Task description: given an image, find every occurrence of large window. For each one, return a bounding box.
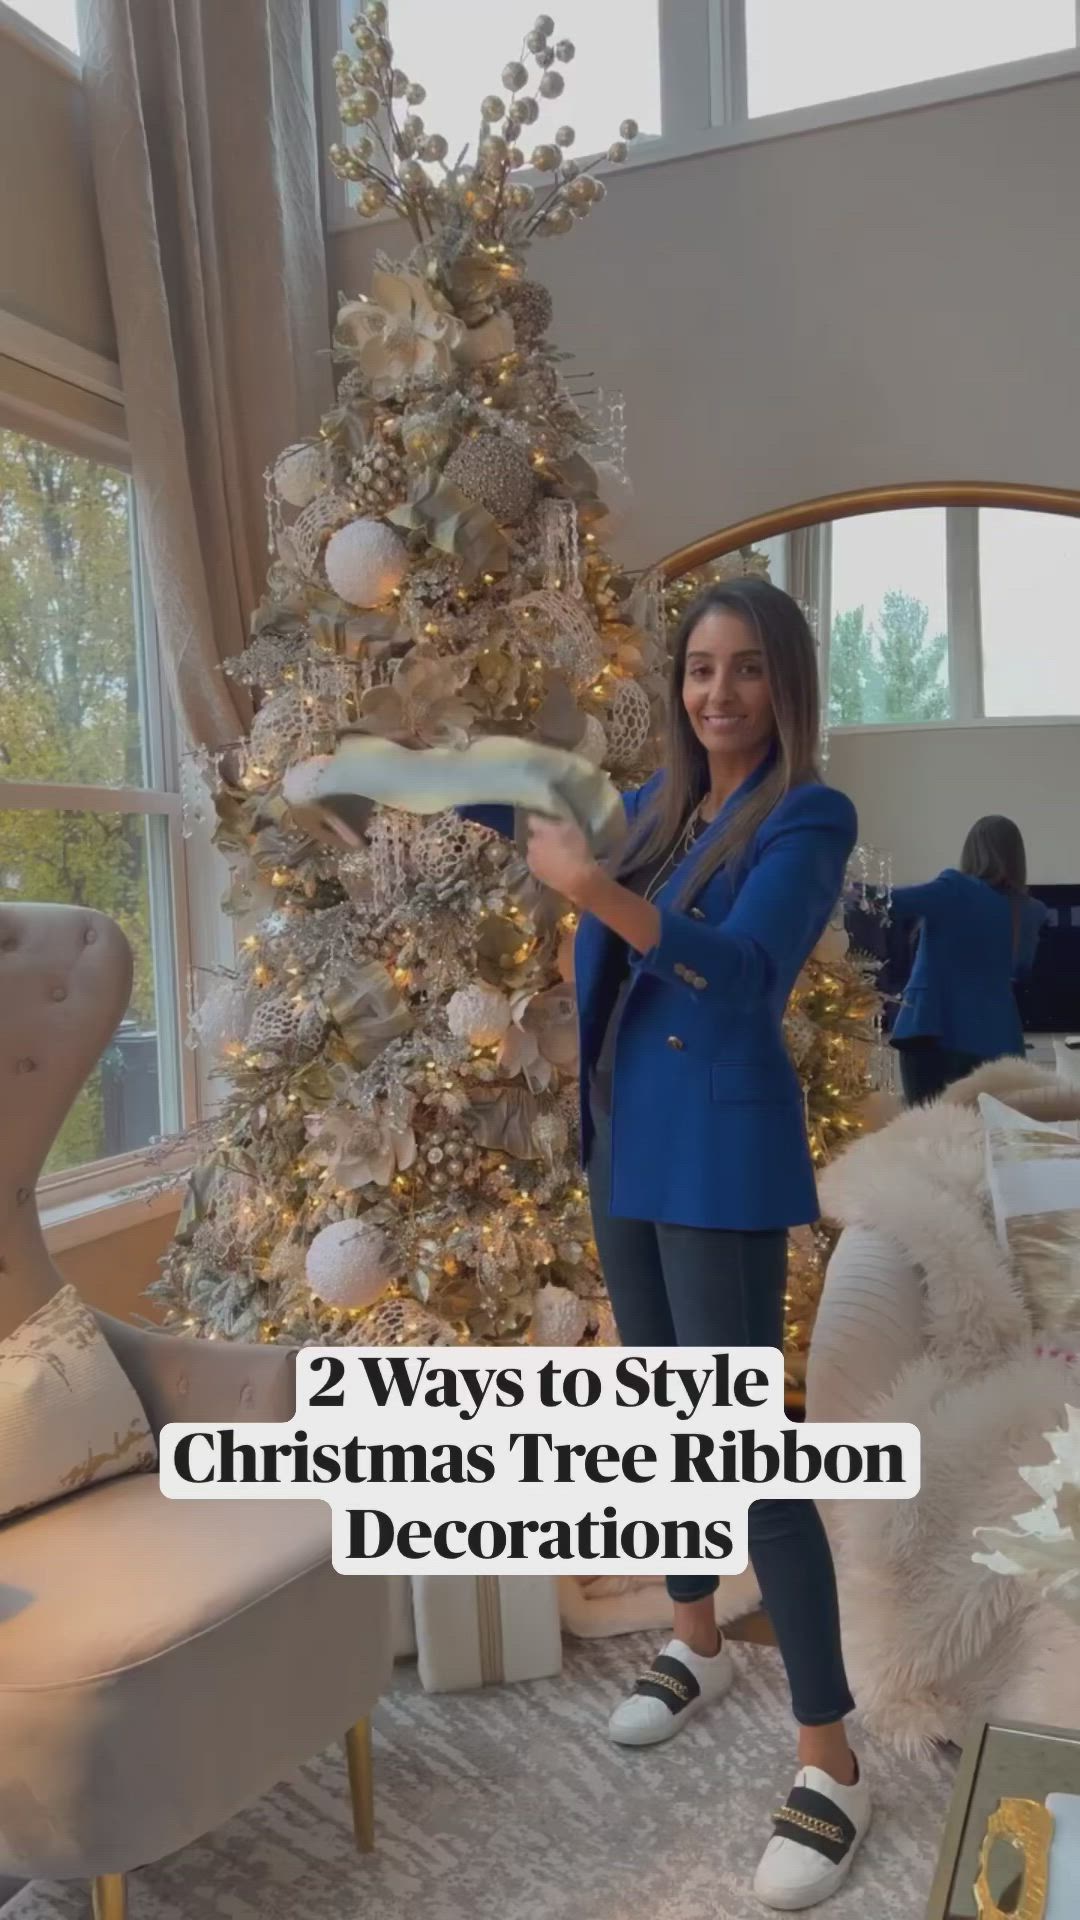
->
[979,508,1080,719]
[743,0,1077,121]
[325,1,1080,216]
[0,0,78,55]
[386,1,661,160]
[820,505,1080,728]
[0,420,187,1188]
[828,510,949,726]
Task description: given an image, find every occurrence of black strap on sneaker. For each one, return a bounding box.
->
[632,1654,701,1714]
[771,1787,857,1865]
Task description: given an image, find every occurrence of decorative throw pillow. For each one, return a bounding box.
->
[980,1093,1080,1340]
[0,1284,157,1525]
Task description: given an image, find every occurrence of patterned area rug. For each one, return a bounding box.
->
[9,1635,957,1920]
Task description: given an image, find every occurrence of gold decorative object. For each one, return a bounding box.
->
[657,481,1080,583]
[974,1798,1054,1920]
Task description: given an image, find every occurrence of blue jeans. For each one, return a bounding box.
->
[587,1099,855,1727]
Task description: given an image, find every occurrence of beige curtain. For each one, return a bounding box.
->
[77,0,333,750]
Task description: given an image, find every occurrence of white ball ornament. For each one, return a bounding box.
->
[274,442,325,509]
[447,983,512,1047]
[324,517,408,608]
[306,1219,394,1310]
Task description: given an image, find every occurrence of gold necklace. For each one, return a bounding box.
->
[642,805,708,904]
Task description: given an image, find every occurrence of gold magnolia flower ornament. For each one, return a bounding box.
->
[335,270,464,399]
[304,1105,418,1191]
[357,647,477,748]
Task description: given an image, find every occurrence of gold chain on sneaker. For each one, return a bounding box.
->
[773,1805,846,1845]
[637,1670,690,1703]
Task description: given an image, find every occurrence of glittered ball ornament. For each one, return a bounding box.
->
[447,982,512,1047]
[502,278,553,343]
[248,688,306,769]
[273,442,326,509]
[324,517,408,608]
[306,1219,394,1310]
[443,435,538,526]
[530,1282,588,1347]
[349,442,407,514]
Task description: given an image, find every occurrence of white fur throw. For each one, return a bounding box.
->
[815,1058,1080,1753]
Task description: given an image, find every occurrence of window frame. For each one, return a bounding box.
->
[320,0,1080,231]
[0,311,208,1225]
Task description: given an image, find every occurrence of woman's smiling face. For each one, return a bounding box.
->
[681,608,776,761]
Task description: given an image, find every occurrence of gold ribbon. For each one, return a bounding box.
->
[308,604,407,663]
[389,469,509,581]
[295,733,627,860]
[323,962,414,1067]
[466,1084,543,1159]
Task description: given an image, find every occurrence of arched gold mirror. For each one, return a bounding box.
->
[654,482,1080,1399]
[657,481,1080,730]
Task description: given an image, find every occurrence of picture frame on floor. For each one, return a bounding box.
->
[926,1718,1080,1919]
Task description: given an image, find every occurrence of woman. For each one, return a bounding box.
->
[888,815,1049,1106]
[521,579,867,1911]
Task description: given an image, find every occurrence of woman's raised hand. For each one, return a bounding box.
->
[525,814,599,905]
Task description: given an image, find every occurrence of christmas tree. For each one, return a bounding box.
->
[154,7,884,1383]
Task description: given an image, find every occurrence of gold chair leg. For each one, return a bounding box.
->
[92,1874,127,1920]
[345,1717,375,1853]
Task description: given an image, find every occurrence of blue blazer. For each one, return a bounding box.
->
[889,870,1049,1060]
[467,766,857,1232]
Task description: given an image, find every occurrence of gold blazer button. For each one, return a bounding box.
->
[666,1035,685,1050]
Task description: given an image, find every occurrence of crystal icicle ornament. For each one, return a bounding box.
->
[538,497,580,596]
[179,746,215,841]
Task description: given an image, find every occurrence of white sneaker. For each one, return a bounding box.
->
[607,1636,735,1747]
[753,1759,871,1910]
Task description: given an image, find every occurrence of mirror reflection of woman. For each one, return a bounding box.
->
[514,579,870,1910]
[888,816,1049,1107]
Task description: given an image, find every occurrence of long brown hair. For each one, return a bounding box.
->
[960,814,1029,954]
[620,578,822,904]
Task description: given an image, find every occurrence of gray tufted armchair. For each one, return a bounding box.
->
[0,904,393,1919]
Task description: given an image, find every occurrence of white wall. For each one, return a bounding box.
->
[328,71,1080,568]
[0,29,114,357]
[827,722,1080,884]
